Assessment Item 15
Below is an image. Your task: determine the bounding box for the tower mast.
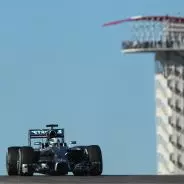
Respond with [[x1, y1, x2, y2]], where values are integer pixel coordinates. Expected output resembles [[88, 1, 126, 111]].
[[103, 15, 184, 175]]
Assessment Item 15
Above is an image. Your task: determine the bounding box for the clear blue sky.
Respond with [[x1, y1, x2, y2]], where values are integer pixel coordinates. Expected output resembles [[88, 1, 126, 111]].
[[0, 0, 183, 175]]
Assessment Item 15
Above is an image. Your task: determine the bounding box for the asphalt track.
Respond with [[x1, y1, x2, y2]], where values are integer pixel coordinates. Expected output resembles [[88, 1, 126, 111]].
[[1, 175, 184, 184]]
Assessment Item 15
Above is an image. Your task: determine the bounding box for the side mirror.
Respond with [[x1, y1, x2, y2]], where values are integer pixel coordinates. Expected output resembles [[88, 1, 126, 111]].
[[34, 142, 41, 146], [69, 141, 77, 144]]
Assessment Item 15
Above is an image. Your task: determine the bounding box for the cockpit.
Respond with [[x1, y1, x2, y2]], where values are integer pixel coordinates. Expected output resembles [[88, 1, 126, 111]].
[[40, 130, 67, 149], [42, 139, 67, 149]]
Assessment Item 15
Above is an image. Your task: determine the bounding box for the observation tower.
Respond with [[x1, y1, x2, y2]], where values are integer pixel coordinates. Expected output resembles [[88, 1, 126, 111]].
[[103, 15, 184, 175]]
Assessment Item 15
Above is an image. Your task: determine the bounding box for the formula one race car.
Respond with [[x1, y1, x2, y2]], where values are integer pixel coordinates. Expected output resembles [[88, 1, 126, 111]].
[[6, 124, 103, 176]]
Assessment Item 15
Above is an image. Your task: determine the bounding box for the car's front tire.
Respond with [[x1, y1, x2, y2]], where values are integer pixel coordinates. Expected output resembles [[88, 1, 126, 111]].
[[6, 146, 20, 176], [86, 145, 103, 176], [72, 145, 103, 176]]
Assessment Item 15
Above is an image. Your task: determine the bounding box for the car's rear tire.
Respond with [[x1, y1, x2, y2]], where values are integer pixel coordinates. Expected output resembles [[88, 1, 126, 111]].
[[17, 146, 35, 176], [6, 146, 20, 176], [86, 145, 103, 176]]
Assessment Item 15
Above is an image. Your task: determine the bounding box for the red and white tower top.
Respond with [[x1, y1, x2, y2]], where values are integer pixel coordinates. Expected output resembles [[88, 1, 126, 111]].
[[103, 15, 184, 53]]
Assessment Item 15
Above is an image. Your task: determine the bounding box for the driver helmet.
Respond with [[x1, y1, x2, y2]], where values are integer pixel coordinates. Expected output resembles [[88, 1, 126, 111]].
[[49, 138, 60, 147]]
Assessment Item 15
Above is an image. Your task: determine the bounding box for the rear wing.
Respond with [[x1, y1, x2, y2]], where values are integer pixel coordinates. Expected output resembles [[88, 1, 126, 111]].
[[28, 128, 64, 145]]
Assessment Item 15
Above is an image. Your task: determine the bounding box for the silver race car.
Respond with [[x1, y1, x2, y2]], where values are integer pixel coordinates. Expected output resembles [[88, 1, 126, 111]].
[[6, 124, 103, 176]]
